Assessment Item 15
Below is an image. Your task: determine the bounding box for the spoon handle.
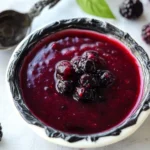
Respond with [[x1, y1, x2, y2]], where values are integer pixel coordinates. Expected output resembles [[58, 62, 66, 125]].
[[28, 0, 60, 19]]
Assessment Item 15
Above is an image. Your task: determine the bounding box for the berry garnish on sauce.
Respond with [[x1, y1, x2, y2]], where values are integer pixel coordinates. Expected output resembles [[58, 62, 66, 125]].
[[82, 50, 105, 71], [56, 80, 74, 94], [97, 70, 115, 88], [82, 50, 99, 60], [73, 87, 96, 102], [71, 56, 83, 74], [54, 50, 115, 103], [80, 74, 98, 88], [56, 60, 74, 80]]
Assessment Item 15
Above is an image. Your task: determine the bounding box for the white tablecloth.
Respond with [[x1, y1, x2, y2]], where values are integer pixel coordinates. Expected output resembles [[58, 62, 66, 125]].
[[0, 0, 150, 149]]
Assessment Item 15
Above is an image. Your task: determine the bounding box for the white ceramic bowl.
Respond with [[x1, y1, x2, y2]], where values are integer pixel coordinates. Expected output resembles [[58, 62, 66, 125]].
[[6, 18, 150, 148]]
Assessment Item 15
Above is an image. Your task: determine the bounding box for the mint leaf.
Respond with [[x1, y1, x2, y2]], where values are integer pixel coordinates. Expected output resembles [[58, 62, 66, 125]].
[[76, 0, 115, 19]]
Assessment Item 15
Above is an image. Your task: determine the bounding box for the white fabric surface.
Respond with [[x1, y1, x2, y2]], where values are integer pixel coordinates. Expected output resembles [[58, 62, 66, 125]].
[[0, 0, 150, 149]]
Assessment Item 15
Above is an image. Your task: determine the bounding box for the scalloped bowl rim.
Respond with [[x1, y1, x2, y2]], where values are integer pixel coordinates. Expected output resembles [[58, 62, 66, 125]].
[[6, 18, 150, 148]]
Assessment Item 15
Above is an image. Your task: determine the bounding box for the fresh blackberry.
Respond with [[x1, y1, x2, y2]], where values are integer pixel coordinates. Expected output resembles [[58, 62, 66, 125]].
[[82, 51, 106, 70], [73, 87, 103, 102], [56, 80, 74, 94], [71, 56, 83, 74], [80, 71, 115, 88], [0, 124, 2, 141], [56, 60, 74, 80], [73, 87, 95, 102], [80, 74, 98, 88], [119, 0, 143, 19], [97, 70, 115, 88], [71, 51, 105, 74], [82, 50, 99, 60], [80, 59, 97, 73], [142, 23, 150, 44], [71, 56, 97, 73]]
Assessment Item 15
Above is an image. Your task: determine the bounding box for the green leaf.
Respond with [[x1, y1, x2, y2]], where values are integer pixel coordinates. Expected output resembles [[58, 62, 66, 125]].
[[76, 0, 115, 19]]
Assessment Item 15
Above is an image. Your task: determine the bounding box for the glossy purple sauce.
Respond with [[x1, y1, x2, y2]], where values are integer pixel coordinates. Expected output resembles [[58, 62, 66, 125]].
[[19, 29, 142, 134]]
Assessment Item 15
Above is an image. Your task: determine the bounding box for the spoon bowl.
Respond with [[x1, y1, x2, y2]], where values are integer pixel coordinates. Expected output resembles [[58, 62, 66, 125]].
[[0, 10, 31, 50], [0, 0, 60, 50]]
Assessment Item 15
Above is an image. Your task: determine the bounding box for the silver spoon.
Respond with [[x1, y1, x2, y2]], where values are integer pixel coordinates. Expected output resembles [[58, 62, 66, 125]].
[[0, 0, 60, 50]]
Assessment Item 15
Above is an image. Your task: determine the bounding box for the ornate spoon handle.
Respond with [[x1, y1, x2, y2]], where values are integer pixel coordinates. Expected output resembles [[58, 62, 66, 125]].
[[28, 0, 60, 19]]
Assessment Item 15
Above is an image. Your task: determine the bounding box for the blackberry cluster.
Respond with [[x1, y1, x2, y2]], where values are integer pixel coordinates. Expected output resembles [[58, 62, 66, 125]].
[[55, 51, 115, 103], [0, 124, 2, 141], [56, 60, 74, 80], [119, 0, 143, 19]]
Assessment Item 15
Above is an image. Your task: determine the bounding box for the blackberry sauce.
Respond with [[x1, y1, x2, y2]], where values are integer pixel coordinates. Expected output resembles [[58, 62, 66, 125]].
[[19, 29, 142, 134]]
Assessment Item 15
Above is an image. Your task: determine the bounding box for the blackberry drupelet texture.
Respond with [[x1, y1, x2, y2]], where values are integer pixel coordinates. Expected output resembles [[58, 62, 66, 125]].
[[56, 60, 74, 80], [56, 80, 74, 94], [97, 70, 115, 88], [119, 0, 143, 19], [71, 56, 83, 74], [80, 59, 97, 73], [73, 87, 97, 102], [82, 50, 106, 70], [142, 23, 150, 44], [82, 50, 99, 60], [80, 74, 98, 88]]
